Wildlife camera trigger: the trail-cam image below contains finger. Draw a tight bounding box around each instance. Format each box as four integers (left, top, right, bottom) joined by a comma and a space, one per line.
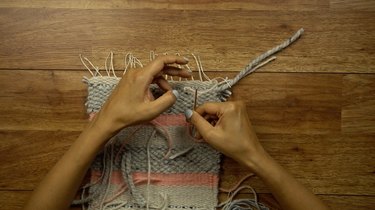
148, 55, 189, 76
185, 110, 215, 141
154, 76, 172, 91
148, 90, 179, 116
195, 102, 223, 116
162, 66, 192, 78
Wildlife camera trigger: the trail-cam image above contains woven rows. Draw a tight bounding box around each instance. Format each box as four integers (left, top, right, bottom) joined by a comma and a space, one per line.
84, 76, 224, 210
84, 76, 230, 114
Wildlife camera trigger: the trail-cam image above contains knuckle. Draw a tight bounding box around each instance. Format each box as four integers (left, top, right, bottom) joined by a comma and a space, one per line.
225, 101, 246, 112
226, 101, 237, 111
235, 101, 246, 108
134, 71, 148, 81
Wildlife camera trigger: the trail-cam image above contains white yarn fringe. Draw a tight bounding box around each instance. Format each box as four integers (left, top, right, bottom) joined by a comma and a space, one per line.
80, 28, 303, 92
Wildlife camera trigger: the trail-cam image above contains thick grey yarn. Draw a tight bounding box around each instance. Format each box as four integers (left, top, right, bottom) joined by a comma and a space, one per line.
216, 28, 304, 92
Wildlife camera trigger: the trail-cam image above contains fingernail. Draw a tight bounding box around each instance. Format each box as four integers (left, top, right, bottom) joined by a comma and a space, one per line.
172, 89, 179, 99
184, 109, 193, 119
183, 57, 189, 62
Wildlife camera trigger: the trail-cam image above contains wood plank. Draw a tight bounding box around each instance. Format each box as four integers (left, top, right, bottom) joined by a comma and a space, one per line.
342, 74, 375, 134
0, 70, 90, 131
0, 190, 81, 210
0, 130, 79, 190
1, 130, 374, 195
2, 190, 374, 210
0, 0, 329, 11
330, 0, 375, 11
220, 134, 375, 195
0, 70, 342, 134
231, 73, 342, 134
218, 193, 375, 210
319, 195, 375, 210
0, 9, 374, 73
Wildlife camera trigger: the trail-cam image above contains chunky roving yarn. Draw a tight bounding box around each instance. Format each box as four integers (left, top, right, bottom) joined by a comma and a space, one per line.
74, 29, 303, 210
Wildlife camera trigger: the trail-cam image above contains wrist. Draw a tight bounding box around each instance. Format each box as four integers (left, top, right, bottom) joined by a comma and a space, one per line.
242, 146, 274, 175
82, 117, 116, 148
90, 111, 126, 139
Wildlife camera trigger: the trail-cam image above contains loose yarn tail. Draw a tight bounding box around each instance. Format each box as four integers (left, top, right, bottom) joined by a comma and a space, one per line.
218, 174, 269, 210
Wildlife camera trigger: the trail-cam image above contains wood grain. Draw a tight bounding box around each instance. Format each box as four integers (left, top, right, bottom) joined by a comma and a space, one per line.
0, 130, 79, 190
0, 0, 329, 11
0, 70, 342, 134
342, 74, 375, 134
218, 193, 375, 210
0, 191, 81, 210
0, 70, 89, 131
220, 134, 375, 195
0, 8, 374, 73
1, 190, 374, 210
1, 1, 374, 209
330, 0, 375, 11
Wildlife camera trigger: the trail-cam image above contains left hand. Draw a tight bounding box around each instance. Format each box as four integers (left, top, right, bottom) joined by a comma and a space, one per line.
91, 55, 190, 138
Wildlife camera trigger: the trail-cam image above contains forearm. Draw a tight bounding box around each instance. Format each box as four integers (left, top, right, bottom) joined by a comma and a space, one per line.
247, 151, 329, 210
23, 122, 111, 210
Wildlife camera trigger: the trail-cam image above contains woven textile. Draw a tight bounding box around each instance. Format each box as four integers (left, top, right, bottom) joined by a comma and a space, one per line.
83, 80, 225, 210
76, 29, 304, 210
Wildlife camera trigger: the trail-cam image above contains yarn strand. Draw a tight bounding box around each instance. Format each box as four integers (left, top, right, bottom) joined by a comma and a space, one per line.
217, 28, 304, 91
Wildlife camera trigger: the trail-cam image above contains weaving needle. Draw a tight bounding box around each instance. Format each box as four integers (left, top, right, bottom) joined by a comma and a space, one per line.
192, 89, 198, 137
193, 89, 198, 110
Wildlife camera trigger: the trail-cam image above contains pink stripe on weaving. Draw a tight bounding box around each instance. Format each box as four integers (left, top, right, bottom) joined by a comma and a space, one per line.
89, 112, 188, 126
91, 170, 218, 186
88, 112, 97, 121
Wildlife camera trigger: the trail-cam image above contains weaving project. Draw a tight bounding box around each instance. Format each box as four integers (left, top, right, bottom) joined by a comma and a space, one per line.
75, 29, 304, 210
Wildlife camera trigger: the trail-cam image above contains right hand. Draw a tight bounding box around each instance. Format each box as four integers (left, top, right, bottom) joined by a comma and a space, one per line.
186, 101, 268, 170
187, 101, 331, 210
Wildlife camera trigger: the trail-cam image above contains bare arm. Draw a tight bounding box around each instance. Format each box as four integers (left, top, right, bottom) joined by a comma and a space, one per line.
187, 101, 329, 210
23, 55, 190, 210
22, 121, 111, 210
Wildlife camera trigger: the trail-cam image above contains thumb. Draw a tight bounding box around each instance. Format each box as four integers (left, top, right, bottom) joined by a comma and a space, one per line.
185, 110, 215, 141
149, 89, 178, 115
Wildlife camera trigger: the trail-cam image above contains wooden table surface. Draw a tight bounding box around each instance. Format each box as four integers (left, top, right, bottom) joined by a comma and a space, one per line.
0, 1, 374, 209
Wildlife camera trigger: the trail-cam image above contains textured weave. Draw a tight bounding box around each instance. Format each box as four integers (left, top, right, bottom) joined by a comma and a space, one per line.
82, 81, 224, 210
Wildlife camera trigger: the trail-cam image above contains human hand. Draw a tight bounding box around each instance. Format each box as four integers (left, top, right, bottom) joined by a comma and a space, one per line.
185, 101, 268, 170
92, 55, 191, 138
